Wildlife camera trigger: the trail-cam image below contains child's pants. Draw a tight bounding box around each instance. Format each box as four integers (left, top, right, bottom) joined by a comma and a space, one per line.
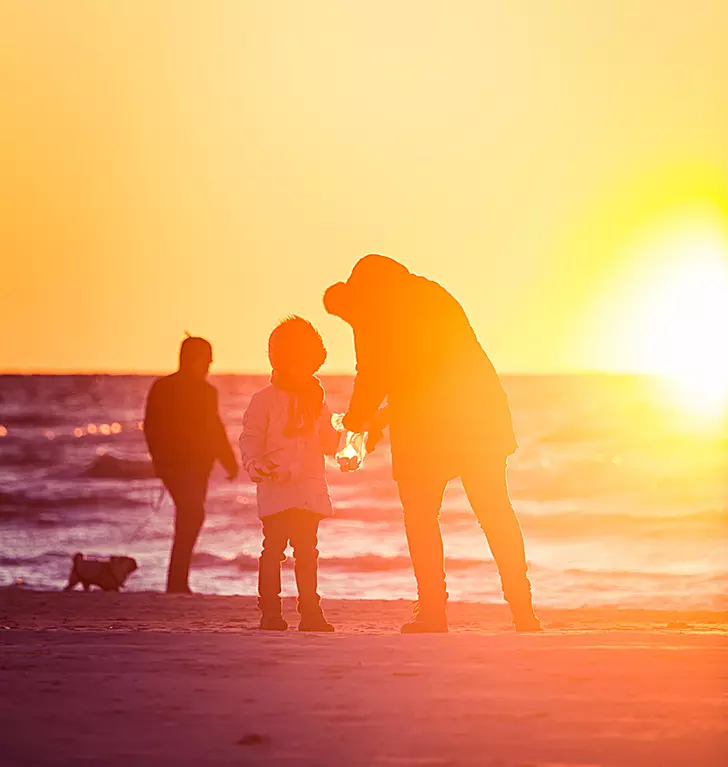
258, 508, 323, 615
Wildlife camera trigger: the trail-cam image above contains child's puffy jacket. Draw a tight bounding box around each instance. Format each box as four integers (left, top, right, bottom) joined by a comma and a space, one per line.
239, 385, 340, 519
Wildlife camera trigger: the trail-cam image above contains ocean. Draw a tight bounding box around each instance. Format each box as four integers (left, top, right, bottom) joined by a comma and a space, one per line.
0, 374, 725, 609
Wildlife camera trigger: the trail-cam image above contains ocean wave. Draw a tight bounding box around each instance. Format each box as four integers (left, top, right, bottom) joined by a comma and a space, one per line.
9, 548, 727, 583
191, 552, 258, 571
518, 509, 728, 537
0, 444, 63, 467
0, 550, 70, 567
187, 549, 728, 583
322, 555, 490, 572
83, 454, 155, 480
190, 551, 495, 573
329, 502, 727, 535
0, 488, 145, 518
558, 567, 728, 584
0, 412, 64, 428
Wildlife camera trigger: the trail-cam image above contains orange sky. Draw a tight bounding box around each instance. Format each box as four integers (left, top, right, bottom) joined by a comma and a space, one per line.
1, 1, 726, 374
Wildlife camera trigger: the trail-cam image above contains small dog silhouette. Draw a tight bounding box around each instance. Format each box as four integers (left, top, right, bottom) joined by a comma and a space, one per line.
64, 552, 138, 592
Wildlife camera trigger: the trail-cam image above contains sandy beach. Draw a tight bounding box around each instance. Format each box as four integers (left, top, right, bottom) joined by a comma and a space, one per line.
1, 592, 726, 766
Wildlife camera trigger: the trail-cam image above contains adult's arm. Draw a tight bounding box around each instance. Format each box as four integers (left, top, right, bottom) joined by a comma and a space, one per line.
343, 325, 388, 433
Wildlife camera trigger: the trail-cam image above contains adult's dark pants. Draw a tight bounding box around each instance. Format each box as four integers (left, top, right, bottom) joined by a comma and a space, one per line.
162, 471, 210, 593
397, 458, 533, 612
258, 509, 322, 616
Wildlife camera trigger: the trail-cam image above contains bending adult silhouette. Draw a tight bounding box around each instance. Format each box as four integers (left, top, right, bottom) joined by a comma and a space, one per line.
144, 337, 238, 593
324, 255, 540, 632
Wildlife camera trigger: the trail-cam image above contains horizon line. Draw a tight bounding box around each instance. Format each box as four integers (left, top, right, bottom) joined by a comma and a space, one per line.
0, 368, 665, 378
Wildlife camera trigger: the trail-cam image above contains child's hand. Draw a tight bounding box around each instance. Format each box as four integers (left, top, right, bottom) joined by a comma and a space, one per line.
248, 460, 278, 483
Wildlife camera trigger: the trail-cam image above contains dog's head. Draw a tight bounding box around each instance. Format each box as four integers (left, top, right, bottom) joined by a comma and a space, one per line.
109, 556, 138, 584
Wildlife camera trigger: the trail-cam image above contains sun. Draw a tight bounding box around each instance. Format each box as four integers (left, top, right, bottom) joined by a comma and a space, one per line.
641, 251, 728, 421
594, 208, 728, 425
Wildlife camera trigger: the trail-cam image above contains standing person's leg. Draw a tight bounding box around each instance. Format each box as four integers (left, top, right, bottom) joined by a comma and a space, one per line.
461, 458, 540, 631
397, 475, 450, 633
290, 510, 333, 632
164, 472, 209, 594
258, 511, 290, 630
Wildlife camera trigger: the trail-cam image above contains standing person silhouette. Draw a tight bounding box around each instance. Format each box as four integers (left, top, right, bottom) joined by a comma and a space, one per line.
144, 337, 238, 593
324, 255, 540, 633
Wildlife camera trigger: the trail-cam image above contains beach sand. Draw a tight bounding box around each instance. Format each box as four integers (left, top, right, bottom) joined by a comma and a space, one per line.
1, 592, 726, 766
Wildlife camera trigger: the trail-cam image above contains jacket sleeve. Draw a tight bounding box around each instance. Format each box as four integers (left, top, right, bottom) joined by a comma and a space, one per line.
319, 403, 341, 457
343, 325, 388, 433
209, 387, 239, 475
239, 393, 267, 475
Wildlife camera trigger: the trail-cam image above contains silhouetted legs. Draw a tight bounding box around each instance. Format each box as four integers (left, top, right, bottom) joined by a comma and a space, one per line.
163, 471, 209, 593
398, 477, 449, 610
460, 459, 534, 614
259, 509, 322, 617
259, 517, 287, 616
398, 458, 536, 624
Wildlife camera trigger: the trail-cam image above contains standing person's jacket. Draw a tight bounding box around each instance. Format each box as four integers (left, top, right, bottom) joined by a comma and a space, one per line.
144, 372, 237, 479
240, 385, 340, 519
341, 266, 517, 481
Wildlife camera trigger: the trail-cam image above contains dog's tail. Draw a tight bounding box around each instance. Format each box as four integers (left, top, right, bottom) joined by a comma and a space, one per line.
73, 552, 84, 567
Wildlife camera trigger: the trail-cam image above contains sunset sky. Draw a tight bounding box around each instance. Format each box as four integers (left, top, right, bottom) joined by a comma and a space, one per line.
1, 1, 726, 374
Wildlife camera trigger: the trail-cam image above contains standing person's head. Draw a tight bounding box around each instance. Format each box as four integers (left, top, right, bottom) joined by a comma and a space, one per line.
178, 336, 213, 380
268, 316, 327, 385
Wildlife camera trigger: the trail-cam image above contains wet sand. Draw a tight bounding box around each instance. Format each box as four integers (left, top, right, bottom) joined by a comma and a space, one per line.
1, 591, 726, 766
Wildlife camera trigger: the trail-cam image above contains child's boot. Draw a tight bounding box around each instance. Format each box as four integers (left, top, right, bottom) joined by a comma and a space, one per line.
258, 596, 288, 630
298, 603, 335, 633
294, 544, 334, 632
260, 612, 289, 631
259, 543, 288, 630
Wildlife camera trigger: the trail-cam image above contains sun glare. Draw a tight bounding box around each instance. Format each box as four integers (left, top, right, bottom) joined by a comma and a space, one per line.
601, 209, 728, 426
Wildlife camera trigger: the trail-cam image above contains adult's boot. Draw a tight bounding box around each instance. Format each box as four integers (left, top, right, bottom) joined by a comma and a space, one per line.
400, 601, 449, 634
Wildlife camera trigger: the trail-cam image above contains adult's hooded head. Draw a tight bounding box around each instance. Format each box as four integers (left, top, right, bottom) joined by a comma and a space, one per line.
323, 254, 411, 325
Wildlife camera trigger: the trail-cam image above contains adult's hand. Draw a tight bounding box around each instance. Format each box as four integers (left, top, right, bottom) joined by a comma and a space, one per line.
366, 427, 384, 453
341, 412, 365, 434
366, 406, 390, 452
